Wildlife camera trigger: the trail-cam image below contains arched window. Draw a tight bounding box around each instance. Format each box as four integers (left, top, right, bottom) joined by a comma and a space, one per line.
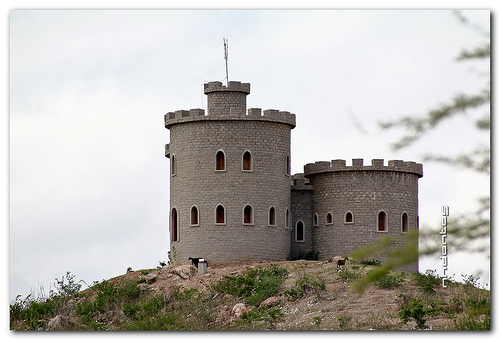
171, 154, 176, 176
171, 208, 179, 242
242, 151, 252, 171
268, 206, 276, 226
216, 150, 226, 171
378, 211, 387, 232
215, 205, 225, 224
401, 212, 409, 233
190, 206, 199, 226
313, 213, 319, 227
243, 205, 253, 225
345, 211, 354, 224
326, 212, 333, 225
285, 209, 290, 229
295, 221, 305, 242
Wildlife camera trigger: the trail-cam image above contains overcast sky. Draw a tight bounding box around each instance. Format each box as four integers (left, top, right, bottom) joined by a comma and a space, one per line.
8, 8, 490, 301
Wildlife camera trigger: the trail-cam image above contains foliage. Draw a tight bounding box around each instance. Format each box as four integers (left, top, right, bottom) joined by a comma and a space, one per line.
359, 258, 381, 266
398, 299, 428, 329
297, 251, 320, 260
211, 264, 289, 307
379, 11, 490, 259
412, 269, 441, 294
374, 271, 405, 289
337, 267, 361, 282
284, 272, 326, 300
234, 306, 284, 330
349, 230, 418, 292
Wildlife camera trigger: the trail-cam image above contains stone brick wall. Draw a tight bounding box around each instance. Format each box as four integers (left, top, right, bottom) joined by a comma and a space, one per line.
304, 159, 422, 271
165, 81, 295, 265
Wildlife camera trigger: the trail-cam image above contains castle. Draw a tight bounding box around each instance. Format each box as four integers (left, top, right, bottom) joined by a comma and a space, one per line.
164, 81, 423, 271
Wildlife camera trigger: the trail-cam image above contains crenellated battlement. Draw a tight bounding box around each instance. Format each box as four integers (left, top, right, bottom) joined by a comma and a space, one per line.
304, 158, 423, 177
164, 107, 296, 128
203, 81, 251, 94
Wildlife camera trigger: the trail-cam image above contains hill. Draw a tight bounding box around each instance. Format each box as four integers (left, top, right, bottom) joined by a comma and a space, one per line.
10, 259, 490, 330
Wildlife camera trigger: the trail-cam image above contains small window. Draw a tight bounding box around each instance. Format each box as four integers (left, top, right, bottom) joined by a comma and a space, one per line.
216, 150, 226, 171
401, 212, 409, 233
215, 205, 225, 224
295, 221, 305, 242
326, 212, 333, 225
242, 151, 252, 171
171, 208, 179, 242
285, 209, 290, 229
286, 155, 290, 175
378, 211, 387, 232
190, 206, 199, 226
345, 211, 354, 224
313, 213, 319, 227
171, 154, 177, 176
243, 205, 253, 225
268, 206, 276, 226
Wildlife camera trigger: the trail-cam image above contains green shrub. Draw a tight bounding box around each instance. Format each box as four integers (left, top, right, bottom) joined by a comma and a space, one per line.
454, 315, 490, 330
374, 271, 405, 289
211, 265, 288, 307
398, 299, 428, 329
338, 267, 361, 282
412, 270, 440, 293
359, 259, 381, 266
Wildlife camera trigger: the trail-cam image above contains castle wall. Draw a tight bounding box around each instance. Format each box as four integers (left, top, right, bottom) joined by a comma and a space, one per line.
290, 175, 314, 259
166, 81, 295, 265
304, 159, 422, 271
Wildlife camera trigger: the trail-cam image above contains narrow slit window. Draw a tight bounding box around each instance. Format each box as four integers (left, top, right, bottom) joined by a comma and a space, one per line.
191, 206, 199, 226
243, 205, 253, 225
216, 205, 225, 224
286, 155, 290, 175
171, 208, 178, 242
216, 150, 226, 171
285, 209, 290, 229
243, 151, 252, 171
345, 212, 353, 223
378, 211, 387, 232
171, 154, 176, 176
269, 207, 276, 226
296, 221, 304, 242
313, 213, 318, 227
401, 212, 409, 233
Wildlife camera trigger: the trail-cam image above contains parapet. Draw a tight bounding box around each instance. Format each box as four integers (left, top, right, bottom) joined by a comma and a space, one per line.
164, 107, 296, 128
304, 158, 423, 178
204, 81, 251, 95
291, 173, 313, 191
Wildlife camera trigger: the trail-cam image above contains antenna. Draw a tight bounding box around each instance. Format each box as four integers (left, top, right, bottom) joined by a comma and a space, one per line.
223, 37, 229, 86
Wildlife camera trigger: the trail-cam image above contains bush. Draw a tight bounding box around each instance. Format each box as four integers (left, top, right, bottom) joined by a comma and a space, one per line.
398, 299, 428, 329
211, 265, 288, 307
359, 259, 381, 266
374, 271, 405, 289
412, 270, 440, 293
338, 267, 361, 282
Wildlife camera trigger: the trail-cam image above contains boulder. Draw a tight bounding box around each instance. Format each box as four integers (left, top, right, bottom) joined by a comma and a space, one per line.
173, 264, 196, 279
259, 296, 280, 308
47, 315, 73, 330
231, 303, 250, 318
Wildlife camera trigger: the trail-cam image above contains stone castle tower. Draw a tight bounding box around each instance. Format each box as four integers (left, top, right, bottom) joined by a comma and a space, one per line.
165, 81, 423, 270
164, 81, 296, 265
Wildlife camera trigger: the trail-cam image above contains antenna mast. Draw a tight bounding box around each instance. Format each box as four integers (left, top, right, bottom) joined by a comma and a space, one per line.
223, 37, 229, 86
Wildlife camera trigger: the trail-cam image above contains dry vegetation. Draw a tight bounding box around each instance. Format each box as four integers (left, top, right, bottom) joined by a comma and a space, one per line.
10, 259, 490, 331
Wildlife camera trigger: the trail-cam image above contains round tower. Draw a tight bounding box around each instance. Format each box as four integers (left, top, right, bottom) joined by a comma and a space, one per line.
164, 81, 296, 265
303, 158, 423, 271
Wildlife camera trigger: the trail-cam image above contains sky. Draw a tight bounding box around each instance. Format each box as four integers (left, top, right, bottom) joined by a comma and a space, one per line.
7, 6, 491, 303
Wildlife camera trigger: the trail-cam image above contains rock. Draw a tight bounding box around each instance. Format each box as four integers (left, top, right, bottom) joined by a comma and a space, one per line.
145, 272, 158, 284
173, 264, 196, 279
259, 296, 280, 308
231, 303, 250, 318
47, 315, 73, 330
